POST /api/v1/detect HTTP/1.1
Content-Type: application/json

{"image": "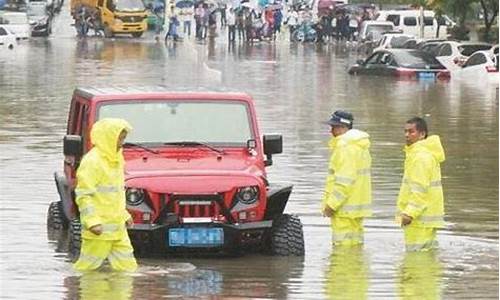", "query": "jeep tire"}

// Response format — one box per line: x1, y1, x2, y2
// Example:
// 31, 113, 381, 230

268, 214, 305, 256
47, 201, 68, 230
68, 218, 82, 261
